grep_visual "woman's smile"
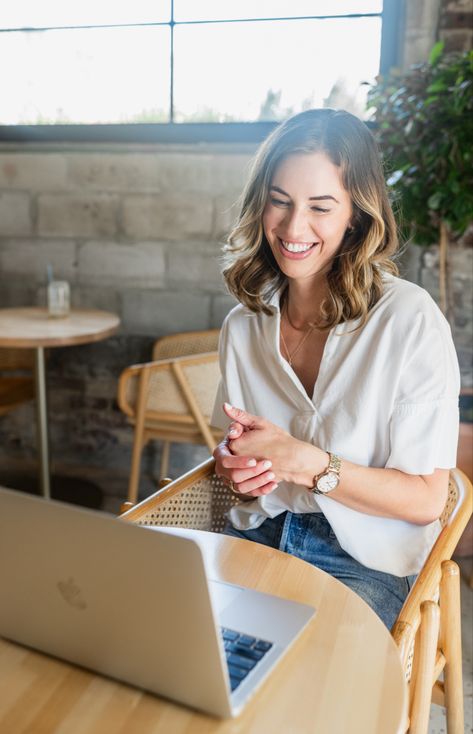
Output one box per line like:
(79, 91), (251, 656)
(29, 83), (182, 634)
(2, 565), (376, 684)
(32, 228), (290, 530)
(278, 238), (319, 258)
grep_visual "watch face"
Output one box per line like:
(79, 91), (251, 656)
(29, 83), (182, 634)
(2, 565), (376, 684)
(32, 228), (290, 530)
(317, 472), (339, 493)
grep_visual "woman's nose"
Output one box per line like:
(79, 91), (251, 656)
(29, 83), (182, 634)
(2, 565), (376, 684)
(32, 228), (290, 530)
(282, 207), (311, 240)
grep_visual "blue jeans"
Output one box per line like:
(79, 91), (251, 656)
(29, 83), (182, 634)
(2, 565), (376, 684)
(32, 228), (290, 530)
(224, 511), (416, 629)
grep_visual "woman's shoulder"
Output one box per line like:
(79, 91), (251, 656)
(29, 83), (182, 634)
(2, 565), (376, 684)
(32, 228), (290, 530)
(375, 274), (446, 326)
(222, 302), (273, 332)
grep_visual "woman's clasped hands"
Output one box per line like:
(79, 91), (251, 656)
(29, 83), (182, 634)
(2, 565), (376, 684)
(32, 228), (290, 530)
(213, 403), (323, 498)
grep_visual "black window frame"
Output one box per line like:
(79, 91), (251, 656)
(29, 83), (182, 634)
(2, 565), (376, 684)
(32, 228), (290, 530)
(0, 0), (404, 144)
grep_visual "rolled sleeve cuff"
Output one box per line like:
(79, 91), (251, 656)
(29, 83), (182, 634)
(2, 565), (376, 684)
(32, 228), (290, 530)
(386, 398), (459, 475)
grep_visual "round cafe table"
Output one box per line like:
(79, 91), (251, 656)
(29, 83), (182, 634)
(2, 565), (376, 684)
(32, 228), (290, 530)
(0, 529), (409, 733)
(0, 308), (120, 499)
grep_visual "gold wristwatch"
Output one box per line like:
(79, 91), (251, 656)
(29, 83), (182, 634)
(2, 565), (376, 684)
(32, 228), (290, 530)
(312, 452), (341, 495)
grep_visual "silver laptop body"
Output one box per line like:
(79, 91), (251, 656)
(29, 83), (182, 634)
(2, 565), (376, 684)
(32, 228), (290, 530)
(0, 487), (315, 717)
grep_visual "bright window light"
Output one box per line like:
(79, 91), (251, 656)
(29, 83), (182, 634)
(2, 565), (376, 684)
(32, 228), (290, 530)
(0, 2), (386, 126)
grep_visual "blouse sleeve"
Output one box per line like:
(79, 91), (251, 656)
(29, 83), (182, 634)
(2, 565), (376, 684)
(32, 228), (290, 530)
(211, 314), (231, 431)
(385, 305), (460, 475)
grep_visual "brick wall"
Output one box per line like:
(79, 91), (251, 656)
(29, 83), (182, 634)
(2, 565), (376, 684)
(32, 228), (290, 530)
(438, 0), (473, 52)
(0, 146), (252, 325)
(402, 0), (472, 67)
(0, 145), (255, 501)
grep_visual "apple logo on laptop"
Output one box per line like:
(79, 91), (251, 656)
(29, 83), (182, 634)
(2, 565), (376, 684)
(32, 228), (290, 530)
(57, 577), (88, 610)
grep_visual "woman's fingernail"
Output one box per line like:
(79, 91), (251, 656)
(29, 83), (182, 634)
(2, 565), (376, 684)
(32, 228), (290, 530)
(228, 428), (237, 435)
(262, 460), (272, 469)
(247, 459), (257, 467)
(267, 472), (275, 480)
(224, 402), (233, 411)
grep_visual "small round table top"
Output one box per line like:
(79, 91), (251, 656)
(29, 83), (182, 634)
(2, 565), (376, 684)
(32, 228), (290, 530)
(0, 307), (120, 348)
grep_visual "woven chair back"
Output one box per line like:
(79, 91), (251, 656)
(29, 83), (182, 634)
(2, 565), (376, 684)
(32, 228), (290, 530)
(124, 356), (220, 418)
(439, 474), (459, 527)
(123, 462), (239, 533)
(152, 329), (220, 361)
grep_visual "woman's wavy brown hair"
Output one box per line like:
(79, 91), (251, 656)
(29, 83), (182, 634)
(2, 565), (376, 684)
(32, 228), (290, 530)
(222, 108), (399, 328)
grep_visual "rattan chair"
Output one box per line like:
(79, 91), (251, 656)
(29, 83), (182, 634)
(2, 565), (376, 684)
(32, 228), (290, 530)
(120, 457), (238, 528)
(121, 461), (472, 734)
(117, 330), (222, 504)
(391, 468), (473, 734)
(151, 329), (220, 362)
(0, 348), (35, 417)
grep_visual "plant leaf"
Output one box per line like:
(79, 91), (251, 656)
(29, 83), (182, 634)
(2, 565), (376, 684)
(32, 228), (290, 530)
(428, 192), (442, 210)
(429, 41), (445, 66)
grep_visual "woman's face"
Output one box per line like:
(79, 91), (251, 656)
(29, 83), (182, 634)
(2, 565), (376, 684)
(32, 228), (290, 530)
(262, 151), (353, 285)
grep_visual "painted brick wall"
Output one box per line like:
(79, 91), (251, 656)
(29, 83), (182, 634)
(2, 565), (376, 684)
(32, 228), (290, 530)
(0, 144), (255, 501)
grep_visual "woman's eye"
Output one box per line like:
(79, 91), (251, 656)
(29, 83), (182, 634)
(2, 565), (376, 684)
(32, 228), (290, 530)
(270, 197), (290, 207)
(311, 206), (330, 213)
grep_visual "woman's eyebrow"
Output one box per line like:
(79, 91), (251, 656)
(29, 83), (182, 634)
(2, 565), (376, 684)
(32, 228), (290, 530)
(270, 185), (339, 204)
(309, 194), (339, 203)
(270, 185), (290, 196)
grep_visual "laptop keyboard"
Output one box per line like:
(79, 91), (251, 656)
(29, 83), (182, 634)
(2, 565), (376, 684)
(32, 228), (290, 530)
(221, 627), (273, 692)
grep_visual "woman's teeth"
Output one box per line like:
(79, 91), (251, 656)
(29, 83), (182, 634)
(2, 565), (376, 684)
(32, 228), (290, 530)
(281, 240), (314, 253)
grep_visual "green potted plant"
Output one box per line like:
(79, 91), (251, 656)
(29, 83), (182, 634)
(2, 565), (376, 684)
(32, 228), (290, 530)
(367, 41), (473, 318)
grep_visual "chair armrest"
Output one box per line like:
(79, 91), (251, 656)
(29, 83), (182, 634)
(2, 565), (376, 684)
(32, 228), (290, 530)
(120, 457), (241, 533)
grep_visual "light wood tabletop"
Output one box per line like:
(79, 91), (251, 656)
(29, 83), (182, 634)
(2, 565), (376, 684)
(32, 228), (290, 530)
(0, 307), (120, 348)
(0, 528), (408, 734)
(0, 307), (120, 498)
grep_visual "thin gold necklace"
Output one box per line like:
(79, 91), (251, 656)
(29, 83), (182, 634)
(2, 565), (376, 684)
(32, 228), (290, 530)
(280, 305), (314, 366)
(285, 301), (311, 332)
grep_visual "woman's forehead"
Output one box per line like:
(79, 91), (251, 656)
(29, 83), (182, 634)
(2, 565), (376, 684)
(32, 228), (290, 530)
(270, 151), (347, 193)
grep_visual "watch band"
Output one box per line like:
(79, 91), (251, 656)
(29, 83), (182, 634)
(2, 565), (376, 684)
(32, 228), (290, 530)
(312, 452), (342, 495)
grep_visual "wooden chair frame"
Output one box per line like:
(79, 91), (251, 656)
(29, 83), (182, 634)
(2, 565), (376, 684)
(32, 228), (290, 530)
(391, 468), (473, 734)
(118, 353), (222, 504)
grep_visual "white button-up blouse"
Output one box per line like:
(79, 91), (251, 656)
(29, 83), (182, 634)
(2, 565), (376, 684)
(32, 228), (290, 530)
(211, 274), (460, 577)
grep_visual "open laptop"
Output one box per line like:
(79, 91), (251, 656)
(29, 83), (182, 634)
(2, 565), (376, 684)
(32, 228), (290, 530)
(0, 487), (315, 718)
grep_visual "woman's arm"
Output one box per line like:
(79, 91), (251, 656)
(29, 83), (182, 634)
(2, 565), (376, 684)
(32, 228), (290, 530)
(214, 404), (449, 525)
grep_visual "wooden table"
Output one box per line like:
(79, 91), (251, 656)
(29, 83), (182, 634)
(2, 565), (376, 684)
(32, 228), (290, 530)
(0, 529), (408, 734)
(0, 308), (120, 499)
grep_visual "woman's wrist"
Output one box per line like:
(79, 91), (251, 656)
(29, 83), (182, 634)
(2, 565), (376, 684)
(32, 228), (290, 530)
(288, 440), (330, 488)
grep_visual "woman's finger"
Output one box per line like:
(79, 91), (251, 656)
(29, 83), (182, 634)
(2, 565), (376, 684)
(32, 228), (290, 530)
(233, 468), (277, 494)
(227, 421), (244, 439)
(220, 454), (258, 471)
(223, 403), (261, 429)
(230, 459), (273, 485)
(242, 481), (279, 497)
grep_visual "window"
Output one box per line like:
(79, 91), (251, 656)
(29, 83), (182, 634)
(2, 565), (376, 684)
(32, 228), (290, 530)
(0, 1), (403, 141)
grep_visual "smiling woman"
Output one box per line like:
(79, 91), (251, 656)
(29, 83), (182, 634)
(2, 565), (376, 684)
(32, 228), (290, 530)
(212, 108), (460, 630)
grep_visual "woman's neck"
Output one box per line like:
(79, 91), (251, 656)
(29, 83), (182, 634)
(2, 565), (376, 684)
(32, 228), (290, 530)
(285, 278), (327, 329)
